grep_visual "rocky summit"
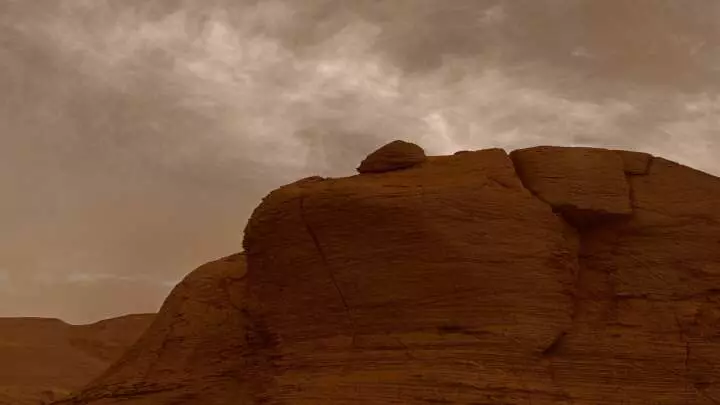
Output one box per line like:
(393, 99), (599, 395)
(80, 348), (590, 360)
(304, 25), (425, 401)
(56, 142), (720, 404)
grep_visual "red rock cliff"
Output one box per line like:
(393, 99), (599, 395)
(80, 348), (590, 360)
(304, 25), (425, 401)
(58, 142), (720, 404)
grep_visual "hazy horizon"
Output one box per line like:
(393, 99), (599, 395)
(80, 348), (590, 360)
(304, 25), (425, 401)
(2, 0), (720, 324)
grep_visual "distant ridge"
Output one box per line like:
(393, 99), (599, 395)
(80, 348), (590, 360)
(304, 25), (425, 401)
(0, 313), (154, 404)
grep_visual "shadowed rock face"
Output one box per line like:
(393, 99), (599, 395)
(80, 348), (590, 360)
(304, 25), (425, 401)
(58, 142), (720, 404)
(0, 314), (153, 405)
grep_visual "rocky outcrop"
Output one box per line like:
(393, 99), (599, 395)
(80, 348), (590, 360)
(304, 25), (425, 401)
(0, 314), (153, 405)
(52, 253), (258, 405)
(58, 141), (720, 404)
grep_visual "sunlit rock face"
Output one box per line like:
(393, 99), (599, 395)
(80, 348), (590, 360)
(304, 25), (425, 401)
(58, 142), (720, 404)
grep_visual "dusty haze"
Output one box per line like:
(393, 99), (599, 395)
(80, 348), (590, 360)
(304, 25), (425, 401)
(1, 0), (719, 324)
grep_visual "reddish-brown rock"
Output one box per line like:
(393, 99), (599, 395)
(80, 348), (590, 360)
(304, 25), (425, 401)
(356, 139), (426, 173)
(0, 314), (153, 405)
(57, 144), (720, 404)
(53, 253), (258, 405)
(510, 146), (634, 227)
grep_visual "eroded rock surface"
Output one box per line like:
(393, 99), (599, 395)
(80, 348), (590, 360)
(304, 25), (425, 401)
(59, 144), (720, 404)
(510, 146), (634, 226)
(0, 314), (153, 405)
(53, 253), (258, 405)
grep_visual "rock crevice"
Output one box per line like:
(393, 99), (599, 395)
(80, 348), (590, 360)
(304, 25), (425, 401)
(298, 193), (355, 340)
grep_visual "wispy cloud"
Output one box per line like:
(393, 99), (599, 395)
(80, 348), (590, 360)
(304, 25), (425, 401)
(34, 272), (176, 287)
(31, 6), (650, 175)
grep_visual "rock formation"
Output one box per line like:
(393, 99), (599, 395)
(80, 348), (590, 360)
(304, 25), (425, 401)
(52, 253), (257, 405)
(356, 139), (426, 173)
(0, 314), (153, 405)
(57, 142), (720, 404)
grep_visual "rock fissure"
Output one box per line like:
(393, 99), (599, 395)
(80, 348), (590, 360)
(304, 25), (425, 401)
(541, 331), (567, 357)
(507, 152), (584, 346)
(297, 193), (355, 342)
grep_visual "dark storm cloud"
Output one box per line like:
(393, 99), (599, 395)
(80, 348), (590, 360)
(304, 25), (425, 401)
(1, 0), (719, 323)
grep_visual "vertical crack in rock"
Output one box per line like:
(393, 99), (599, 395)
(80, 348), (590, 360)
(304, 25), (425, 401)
(507, 152), (581, 334)
(507, 149), (625, 397)
(298, 194), (356, 342)
(541, 331), (567, 357)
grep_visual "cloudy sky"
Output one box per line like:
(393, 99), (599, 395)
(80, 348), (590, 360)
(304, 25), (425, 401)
(2, 0), (719, 324)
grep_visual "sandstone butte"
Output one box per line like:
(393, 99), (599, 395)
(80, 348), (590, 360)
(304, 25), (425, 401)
(50, 141), (720, 404)
(0, 314), (153, 405)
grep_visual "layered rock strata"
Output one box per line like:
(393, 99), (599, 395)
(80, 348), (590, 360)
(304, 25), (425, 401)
(59, 142), (720, 404)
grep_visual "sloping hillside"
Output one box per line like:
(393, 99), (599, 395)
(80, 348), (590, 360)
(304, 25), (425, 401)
(0, 314), (153, 404)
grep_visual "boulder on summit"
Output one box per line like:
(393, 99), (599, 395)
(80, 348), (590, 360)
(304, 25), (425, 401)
(356, 139), (427, 173)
